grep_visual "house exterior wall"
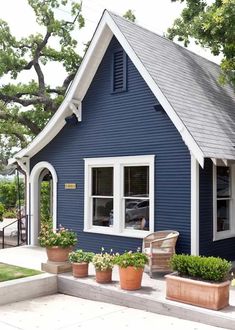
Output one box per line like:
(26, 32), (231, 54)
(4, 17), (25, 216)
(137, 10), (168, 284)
(30, 37), (191, 254)
(199, 158), (235, 260)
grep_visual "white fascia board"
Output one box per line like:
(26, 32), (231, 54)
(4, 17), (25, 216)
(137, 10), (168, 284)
(11, 15), (113, 163)
(11, 99), (70, 162)
(105, 13), (205, 168)
(65, 17), (113, 101)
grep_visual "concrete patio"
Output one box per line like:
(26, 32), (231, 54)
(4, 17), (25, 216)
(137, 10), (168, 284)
(0, 246), (235, 329)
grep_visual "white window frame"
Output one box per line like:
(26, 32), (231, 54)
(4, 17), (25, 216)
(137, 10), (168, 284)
(213, 164), (235, 241)
(84, 155), (155, 238)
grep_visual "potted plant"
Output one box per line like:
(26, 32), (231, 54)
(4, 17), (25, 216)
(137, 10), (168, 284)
(38, 223), (77, 262)
(114, 250), (148, 290)
(69, 249), (94, 278)
(165, 254), (232, 310)
(92, 248), (114, 283)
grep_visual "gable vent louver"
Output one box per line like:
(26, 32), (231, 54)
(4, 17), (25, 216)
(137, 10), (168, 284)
(112, 50), (127, 93)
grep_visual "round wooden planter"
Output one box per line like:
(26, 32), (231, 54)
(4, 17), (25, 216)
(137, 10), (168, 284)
(46, 246), (73, 262)
(72, 262), (89, 278)
(95, 269), (112, 283)
(119, 266), (144, 290)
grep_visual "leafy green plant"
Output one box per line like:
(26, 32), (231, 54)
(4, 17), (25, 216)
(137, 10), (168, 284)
(114, 251), (148, 269)
(38, 223), (77, 248)
(170, 254), (231, 282)
(0, 202), (5, 221)
(3, 209), (16, 218)
(69, 249), (94, 263)
(92, 248), (115, 271)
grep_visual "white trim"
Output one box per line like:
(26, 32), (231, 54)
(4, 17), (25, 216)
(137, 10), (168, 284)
(191, 154), (199, 255)
(29, 161), (58, 245)
(16, 158), (30, 244)
(10, 10), (205, 168)
(10, 18), (113, 163)
(213, 164), (235, 241)
(84, 155), (154, 238)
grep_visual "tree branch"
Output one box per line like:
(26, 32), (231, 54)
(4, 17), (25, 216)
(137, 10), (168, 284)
(0, 111), (41, 135)
(62, 73), (76, 91)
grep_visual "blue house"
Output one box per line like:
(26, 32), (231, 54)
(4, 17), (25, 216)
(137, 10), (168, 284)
(11, 11), (235, 260)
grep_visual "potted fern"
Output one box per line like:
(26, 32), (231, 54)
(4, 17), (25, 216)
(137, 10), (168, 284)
(165, 254), (232, 310)
(69, 250), (94, 278)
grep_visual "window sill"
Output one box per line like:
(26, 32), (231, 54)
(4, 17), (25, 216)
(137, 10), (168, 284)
(84, 227), (150, 239)
(213, 232), (235, 241)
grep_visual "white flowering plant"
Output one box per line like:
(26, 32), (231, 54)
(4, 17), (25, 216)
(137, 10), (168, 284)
(92, 248), (115, 271)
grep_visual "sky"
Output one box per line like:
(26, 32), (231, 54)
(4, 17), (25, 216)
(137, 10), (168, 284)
(0, 0), (220, 87)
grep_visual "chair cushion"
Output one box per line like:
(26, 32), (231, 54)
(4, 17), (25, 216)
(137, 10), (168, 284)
(160, 232), (175, 248)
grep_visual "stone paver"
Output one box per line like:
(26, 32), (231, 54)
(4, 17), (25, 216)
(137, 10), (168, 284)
(0, 294), (227, 330)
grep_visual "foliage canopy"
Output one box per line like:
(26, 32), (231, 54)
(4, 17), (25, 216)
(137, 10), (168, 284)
(0, 0), (84, 169)
(168, 0), (235, 86)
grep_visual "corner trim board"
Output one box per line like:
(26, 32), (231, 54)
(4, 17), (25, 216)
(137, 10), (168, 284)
(191, 154), (199, 255)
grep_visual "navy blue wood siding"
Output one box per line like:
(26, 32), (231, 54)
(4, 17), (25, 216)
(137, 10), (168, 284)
(199, 159), (235, 260)
(31, 37), (191, 254)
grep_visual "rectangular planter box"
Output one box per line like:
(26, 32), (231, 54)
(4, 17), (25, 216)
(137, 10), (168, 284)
(165, 273), (230, 310)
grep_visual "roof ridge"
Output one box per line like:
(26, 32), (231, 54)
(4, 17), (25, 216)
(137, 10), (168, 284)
(107, 10), (221, 69)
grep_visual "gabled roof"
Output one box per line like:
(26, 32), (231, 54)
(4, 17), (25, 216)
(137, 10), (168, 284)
(11, 10), (235, 168)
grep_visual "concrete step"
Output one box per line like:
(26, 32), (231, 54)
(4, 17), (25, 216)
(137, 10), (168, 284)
(57, 272), (235, 330)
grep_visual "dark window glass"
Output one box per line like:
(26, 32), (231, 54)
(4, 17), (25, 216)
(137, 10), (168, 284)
(92, 167), (113, 196)
(124, 166), (149, 197)
(92, 198), (113, 227)
(217, 199), (230, 232)
(217, 167), (230, 198)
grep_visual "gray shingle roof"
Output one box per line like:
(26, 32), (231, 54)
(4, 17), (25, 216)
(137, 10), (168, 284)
(110, 12), (235, 160)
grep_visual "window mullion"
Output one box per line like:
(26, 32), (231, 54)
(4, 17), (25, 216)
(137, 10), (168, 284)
(113, 162), (122, 233)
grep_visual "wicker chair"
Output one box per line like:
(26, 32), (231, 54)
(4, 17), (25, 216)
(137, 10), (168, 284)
(142, 230), (179, 277)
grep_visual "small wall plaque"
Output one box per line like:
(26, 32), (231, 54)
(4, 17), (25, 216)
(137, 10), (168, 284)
(65, 183), (77, 189)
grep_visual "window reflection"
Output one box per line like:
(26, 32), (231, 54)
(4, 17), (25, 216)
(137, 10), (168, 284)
(124, 199), (149, 231)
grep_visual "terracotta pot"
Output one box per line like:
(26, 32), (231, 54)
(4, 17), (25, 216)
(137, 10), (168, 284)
(165, 273), (230, 310)
(72, 262), (89, 278)
(46, 246), (73, 262)
(95, 269), (112, 283)
(119, 266), (144, 290)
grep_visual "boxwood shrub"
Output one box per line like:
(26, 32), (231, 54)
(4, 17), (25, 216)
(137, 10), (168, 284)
(170, 254), (231, 282)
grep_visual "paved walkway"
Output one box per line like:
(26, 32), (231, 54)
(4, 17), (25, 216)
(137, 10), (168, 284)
(0, 294), (226, 330)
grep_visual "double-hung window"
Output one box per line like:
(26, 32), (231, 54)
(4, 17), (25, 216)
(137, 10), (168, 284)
(213, 165), (235, 240)
(84, 155), (154, 238)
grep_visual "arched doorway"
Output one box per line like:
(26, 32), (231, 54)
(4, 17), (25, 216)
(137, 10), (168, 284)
(30, 162), (57, 245)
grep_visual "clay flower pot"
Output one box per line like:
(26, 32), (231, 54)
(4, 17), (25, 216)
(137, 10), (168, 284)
(71, 262), (89, 278)
(46, 246), (73, 262)
(119, 266), (144, 290)
(95, 269), (112, 283)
